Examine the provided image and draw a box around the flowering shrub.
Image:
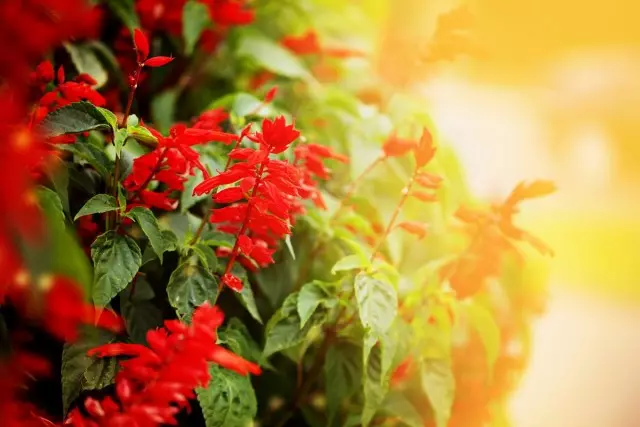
[0,1,554,427]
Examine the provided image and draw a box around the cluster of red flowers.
[442,180,556,299]
[124,111,237,211]
[67,303,259,427]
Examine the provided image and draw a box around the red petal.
[395,221,429,239]
[237,235,253,255]
[414,128,436,168]
[133,28,149,61]
[264,86,278,103]
[221,273,243,292]
[144,56,174,67]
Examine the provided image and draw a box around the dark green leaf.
[61,327,117,414]
[59,141,113,177]
[218,318,263,365]
[120,279,163,344]
[236,32,309,78]
[355,273,398,336]
[183,1,211,55]
[127,207,165,263]
[381,391,424,427]
[167,261,218,320]
[74,194,118,221]
[196,364,257,427]
[421,359,455,427]
[91,231,142,307]
[162,229,179,251]
[39,102,112,137]
[325,340,362,424]
[64,43,108,89]
[105,0,140,29]
[263,292,327,357]
[235,280,262,325]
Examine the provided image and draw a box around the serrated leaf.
[183,1,211,55]
[297,281,333,329]
[421,359,455,427]
[263,293,327,357]
[105,0,140,29]
[237,32,309,78]
[39,102,112,137]
[120,279,163,344]
[381,391,424,427]
[127,207,165,263]
[61,327,117,415]
[464,302,501,375]
[114,128,128,156]
[91,231,142,307]
[331,254,369,274]
[167,262,218,320]
[127,124,158,144]
[74,194,118,221]
[325,340,362,424]
[196,364,257,427]
[64,43,108,89]
[355,273,398,336]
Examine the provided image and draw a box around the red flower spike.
[414,127,436,168]
[144,56,174,68]
[221,273,243,292]
[133,28,150,62]
[395,221,429,240]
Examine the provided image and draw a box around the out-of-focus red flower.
[382,133,417,158]
[282,31,322,55]
[67,303,260,427]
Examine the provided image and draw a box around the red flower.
[144,56,174,68]
[282,31,322,55]
[382,133,417,158]
[133,28,150,62]
[67,303,260,427]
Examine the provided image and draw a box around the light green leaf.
[39,102,112,137]
[464,302,501,375]
[105,0,140,29]
[117,185,127,215]
[61,327,117,415]
[263,293,327,357]
[126,114,139,127]
[74,194,118,221]
[151,89,178,133]
[183,1,211,55]
[236,32,309,78]
[362,342,389,426]
[196,364,257,427]
[37,186,65,228]
[44,162,70,214]
[421,359,455,427]
[64,43,108,89]
[355,273,398,336]
[209,92,273,118]
[192,243,218,270]
[381,391,424,427]
[235,281,263,325]
[114,128,128,156]
[166,261,218,320]
[331,254,369,275]
[127,124,158,144]
[325,340,362,424]
[284,235,296,260]
[297,281,334,329]
[91,231,142,307]
[127,207,165,264]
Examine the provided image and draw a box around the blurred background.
[374,0,640,426]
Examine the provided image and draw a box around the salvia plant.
[0,1,555,427]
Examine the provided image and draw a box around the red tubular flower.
[193,117,304,289]
[67,303,260,427]
[133,29,150,62]
[382,133,417,158]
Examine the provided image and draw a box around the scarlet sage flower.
[67,303,260,427]
[382,133,417,158]
[193,116,303,289]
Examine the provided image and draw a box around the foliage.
[0,1,554,427]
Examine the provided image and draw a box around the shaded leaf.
[421,359,455,427]
[64,43,108,89]
[74,194,118,221]
[127,207,165,263]
[120,279,163,344]
[297,281,335,329]
[167,261,218,320]
[325,340,362,424]
[105,0,140,29]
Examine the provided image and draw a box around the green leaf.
[114,128,128,156]
[162,229,179,251]
[39,102,112,137]
[59,140,113,177]
[325,340,362,424]
[61,327,117,414]
[362,342,389,426]
[74,194,118,221]
[355,273,398,336]
[463,302,501,375]
[91,231,142,307]
[183,1,211,55]
[120,279,163,344]
[235,280,263,325]
[297,281,335,329]
[192,243,218,270]
[196,364,257,427]
[44,162,70,214]
[127,124,158,144]
[126,114,139,127]
[284,235,296,260]
[209,92,273,118]
[151,89,178,133]
[37,186,65,228]
[105,0,140,29]
[218,318,263,365]
[421,359,455,427]
[127,207,165,264]
[331,254,369,275]
[236,32,309,78]
[381,391,424,427]
[117,185,127,215]
[263,292,327,357]
[64,43,109,89]
[167,261,218,320]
